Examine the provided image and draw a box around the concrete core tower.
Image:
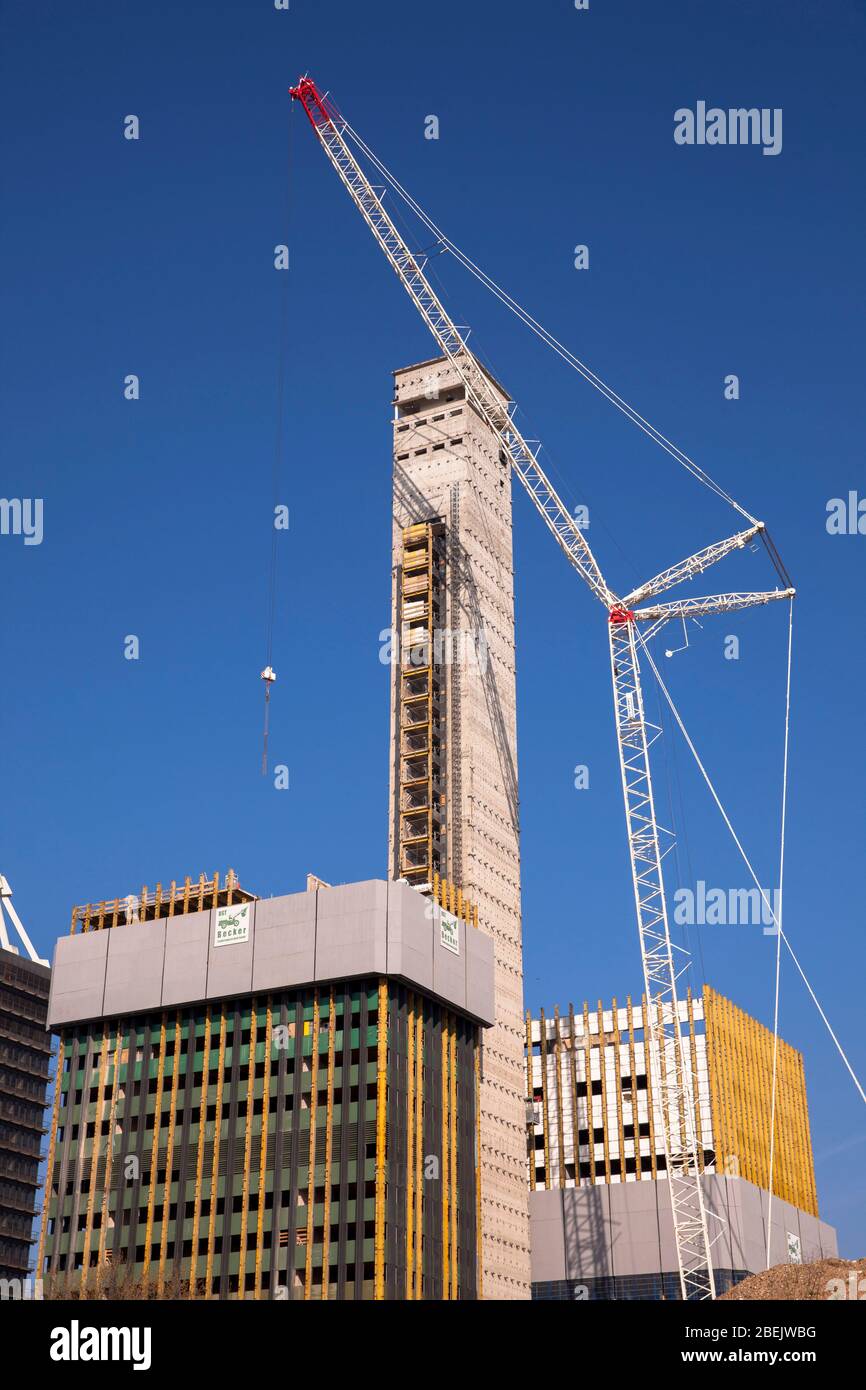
[388,355,530,1298]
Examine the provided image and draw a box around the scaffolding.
[396,521,446,887]
[68,870,255,934]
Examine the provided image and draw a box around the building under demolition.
[0,945,51,1282]
[39,872,493,1299]
[390,356,529,1298]
[525,986,837,1299]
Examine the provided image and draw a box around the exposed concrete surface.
[390,357,529,1298]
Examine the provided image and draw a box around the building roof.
[392,353,511,402]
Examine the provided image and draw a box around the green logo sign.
[440,910,460,956]
[214,902,251,948]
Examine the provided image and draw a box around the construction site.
[25,72,864,1310]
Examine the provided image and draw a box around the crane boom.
[0,874,49,965]
[290,77,611,607]
[622,523,765,607]
[290,74,796,1303]
[633,586,796,623]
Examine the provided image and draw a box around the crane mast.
[608,611,716,1296]
[290,74,794,1300]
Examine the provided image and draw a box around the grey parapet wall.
[529,1176,838,1288]
[46,877,495,1030]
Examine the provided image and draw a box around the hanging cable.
[636,620,866,1110]
[760,528,794,589]
[655,665,708,997]
[262,105,293,774]
[765,597,794,1267]
[341,120,757,524]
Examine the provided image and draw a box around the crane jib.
[289,77,611,607]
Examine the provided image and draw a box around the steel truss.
[0,874,49,964]
[609,614,716,1298]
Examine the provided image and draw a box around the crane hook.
[261,666,277,774]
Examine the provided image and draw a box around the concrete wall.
[529,1177,838,1286]
[47,878,494,1030]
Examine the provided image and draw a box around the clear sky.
[2,2,864,1255]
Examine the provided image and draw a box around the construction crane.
[0,874,49,965]
[289,75,794,1300]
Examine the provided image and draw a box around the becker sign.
[214,902,251,948]
[440,910,460,956]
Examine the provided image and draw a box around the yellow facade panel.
[704,985,817,1216]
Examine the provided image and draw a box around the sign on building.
[787,1232,802,1265]
[214,902,251,948]
[440,909,460,956]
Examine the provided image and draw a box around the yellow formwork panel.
[704,985,818,1216]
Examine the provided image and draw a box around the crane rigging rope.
[766,595,793,1268]
[261,280,288,775]
[261,104,294,774]
[637,615,866,1116]
[341,119,757,525]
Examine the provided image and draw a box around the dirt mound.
[720,1257,866,1301]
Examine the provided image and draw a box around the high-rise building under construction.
[39,873,494,1299]
[389,356,530,1298]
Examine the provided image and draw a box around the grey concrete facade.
[390,357,530,1298]
[529,1178,838,1291]
[47,878,494,1030]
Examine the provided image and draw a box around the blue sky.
[2,2,864,1254]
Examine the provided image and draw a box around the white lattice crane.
[0,875,49,966]
[290,76,794,1300]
